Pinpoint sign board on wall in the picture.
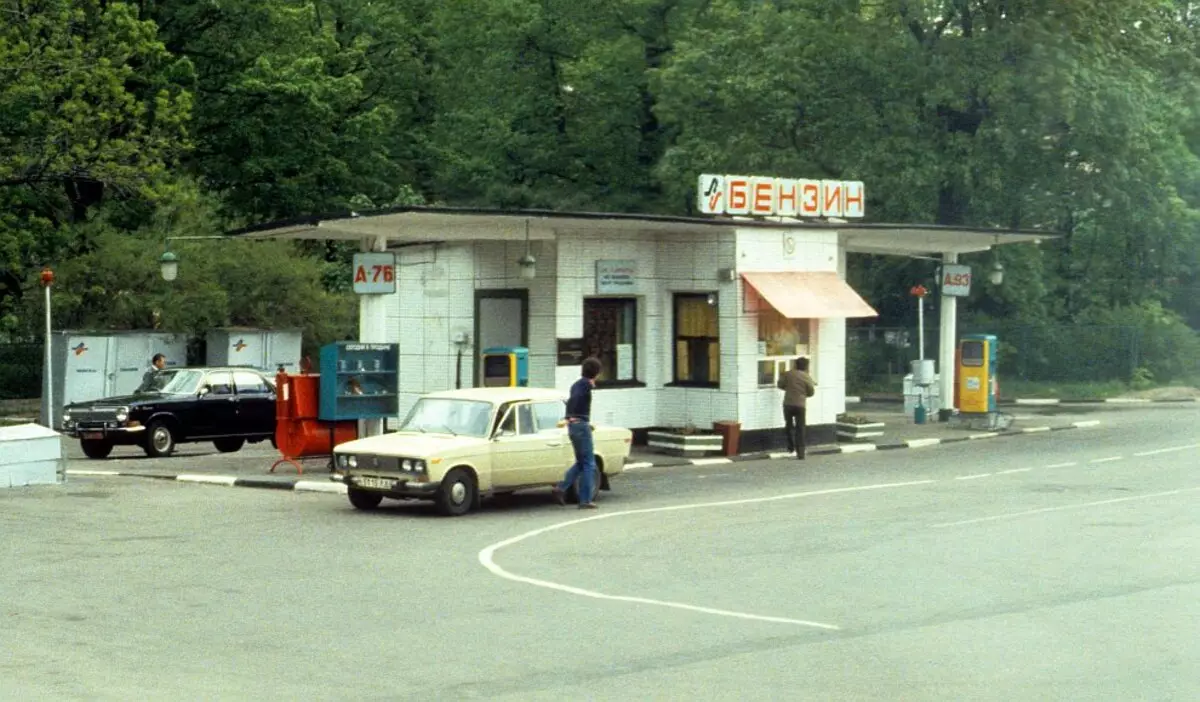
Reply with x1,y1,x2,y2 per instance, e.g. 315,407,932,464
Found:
941,264,973,297
616,344,634,381
352,253,396,295
698,174,865,219
556,338,584,366
596,260,637,294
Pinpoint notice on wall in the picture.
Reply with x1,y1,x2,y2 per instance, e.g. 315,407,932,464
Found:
596,260,637,294
556,338,584,366
616,343,634,381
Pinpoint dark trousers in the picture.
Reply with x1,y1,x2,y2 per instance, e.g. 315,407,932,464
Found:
783,404,807,457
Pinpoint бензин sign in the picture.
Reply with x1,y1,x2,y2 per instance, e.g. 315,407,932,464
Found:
596,259,637,294
352,253,396,295
698,175,865,219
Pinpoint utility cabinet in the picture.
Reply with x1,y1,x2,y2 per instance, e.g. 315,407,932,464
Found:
205,328,302,372
318,342,399,421
40,330,187,428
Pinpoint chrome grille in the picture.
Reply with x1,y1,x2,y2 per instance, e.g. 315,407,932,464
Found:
360,455,399,472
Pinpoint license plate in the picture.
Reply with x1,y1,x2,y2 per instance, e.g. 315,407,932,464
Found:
83,432,105,440
354,476,395,490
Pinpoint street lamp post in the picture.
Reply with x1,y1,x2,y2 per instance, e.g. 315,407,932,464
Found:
159,236,228,281
39,266,55,429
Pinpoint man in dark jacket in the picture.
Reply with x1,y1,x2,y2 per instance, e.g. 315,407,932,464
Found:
777,356,817,459
552,357,603,509
140,353,167,391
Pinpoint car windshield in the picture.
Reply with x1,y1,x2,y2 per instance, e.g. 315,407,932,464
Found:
140,369,205,394
399,398,494,437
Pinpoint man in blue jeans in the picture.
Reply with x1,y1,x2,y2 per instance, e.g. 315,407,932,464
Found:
552,357,603,510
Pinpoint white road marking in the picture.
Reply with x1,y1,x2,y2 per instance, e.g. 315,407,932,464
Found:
1072,420,1101,429
768,451,795,460
294,481,348,494
955,473,993,481
66,469,121,476
1046,462,1077,469
1134,444,1200,457
1022,426,1052,433
690,458,733,466
996,468,1033,475
1089,456,1122,464
623,462,654,471
906,438,941,448
932,486,1200,528
175,474,237,486
479,479,935,630
839,444,877,453
968,432,998,440
1104,398,1151,404
1016,398,1060,405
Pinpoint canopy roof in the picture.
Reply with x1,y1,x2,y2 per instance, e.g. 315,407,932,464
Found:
229,205,1054,256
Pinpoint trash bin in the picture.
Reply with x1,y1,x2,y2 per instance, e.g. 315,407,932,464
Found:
712,420,742,457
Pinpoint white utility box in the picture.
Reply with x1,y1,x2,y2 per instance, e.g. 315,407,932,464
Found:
0,423,64,487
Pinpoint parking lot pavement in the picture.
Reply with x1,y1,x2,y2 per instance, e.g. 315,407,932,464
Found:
4,404,1197,700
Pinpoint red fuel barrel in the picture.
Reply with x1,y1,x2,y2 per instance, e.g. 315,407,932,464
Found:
274,373,357,458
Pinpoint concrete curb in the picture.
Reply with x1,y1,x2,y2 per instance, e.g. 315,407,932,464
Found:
65,419,1105,489
64,469,349,494
622,419,1103,470
850,396,1199,406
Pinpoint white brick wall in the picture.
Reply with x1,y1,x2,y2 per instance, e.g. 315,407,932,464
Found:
375,224,853,434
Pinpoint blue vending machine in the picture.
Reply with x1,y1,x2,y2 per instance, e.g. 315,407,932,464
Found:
481,346,529,387
318,342,400,421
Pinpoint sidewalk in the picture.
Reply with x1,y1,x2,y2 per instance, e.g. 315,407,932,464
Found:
625,403,1105,469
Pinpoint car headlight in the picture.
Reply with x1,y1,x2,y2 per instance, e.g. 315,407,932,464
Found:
347,455,358,468
402,459,413,471
62,410,72,422
336,454,347,468
115,407,129,423
414,459,426,472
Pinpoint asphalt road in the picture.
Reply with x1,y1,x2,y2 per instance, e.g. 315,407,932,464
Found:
3,405,1197,701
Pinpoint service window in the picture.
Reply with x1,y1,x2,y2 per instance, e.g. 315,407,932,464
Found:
583,298,639,385
756,309,814,388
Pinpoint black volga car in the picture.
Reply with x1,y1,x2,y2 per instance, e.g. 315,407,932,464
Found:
62,366,277,459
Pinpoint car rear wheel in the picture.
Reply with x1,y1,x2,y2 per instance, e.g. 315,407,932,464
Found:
213,438,245,453
80,439,114,460
347,488,383,510
143,421,176,458
435,468,477,517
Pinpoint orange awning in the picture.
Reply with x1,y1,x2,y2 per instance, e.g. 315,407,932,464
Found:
741,271,878,319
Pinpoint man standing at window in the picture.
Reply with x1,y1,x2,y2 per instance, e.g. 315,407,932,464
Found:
778,357,816,459
552,357,603,509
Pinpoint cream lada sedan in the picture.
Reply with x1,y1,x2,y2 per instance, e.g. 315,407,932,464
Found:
331,387,633,516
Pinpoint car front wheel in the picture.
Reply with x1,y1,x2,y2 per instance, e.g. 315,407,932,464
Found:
144,421,176,458
435,468,477,517
80,439,114,459
347,488,383,510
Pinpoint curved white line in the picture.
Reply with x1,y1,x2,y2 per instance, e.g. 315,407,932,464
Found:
478,479,936,630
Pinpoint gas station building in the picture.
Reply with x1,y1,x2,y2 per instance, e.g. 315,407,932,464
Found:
237,200,1045,451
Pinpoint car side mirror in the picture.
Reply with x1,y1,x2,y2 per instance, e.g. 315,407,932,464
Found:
493,429,516,440
198,386,210,397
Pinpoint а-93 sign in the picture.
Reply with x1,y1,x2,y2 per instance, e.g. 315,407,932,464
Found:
941,264,972,297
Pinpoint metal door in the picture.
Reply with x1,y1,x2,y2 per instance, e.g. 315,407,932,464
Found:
475,291,527,387
61,335,113,405
112,335,150,396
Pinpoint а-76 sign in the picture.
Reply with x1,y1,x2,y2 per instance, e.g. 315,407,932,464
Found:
352,253,396,295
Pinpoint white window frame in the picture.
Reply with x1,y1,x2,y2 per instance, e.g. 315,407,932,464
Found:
756,317,817,389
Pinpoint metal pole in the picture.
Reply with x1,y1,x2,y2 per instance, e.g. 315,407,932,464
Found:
918,296,925,361
44,284,53,429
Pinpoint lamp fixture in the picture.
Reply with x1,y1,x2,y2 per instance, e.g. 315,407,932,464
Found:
518,219,536,279
159,251,179,282
706,292,718,306
988,234,1004,285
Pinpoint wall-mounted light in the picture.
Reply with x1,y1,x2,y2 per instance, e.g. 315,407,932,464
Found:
518,219,536,279
989,259,1004,285
717,268,736,282
706,292,718,306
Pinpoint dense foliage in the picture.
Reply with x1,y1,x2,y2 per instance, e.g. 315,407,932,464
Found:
2,0,1198,379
